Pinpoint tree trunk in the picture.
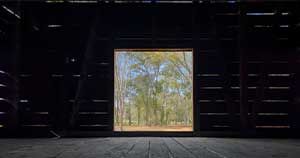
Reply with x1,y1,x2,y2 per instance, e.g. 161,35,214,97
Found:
137,105,141,126
128,106,132,126
120,96,124,131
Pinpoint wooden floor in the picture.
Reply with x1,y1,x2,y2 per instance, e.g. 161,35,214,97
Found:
0,137,300,158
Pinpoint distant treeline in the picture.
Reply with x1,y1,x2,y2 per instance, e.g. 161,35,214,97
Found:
115,51,193,130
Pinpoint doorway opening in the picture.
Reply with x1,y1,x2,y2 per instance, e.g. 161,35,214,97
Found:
114,49,193,132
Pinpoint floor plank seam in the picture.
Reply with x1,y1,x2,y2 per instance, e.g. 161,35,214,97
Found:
74,138,111,158
122,138,140,158
51,148,67,158
171,138,198,158
202,147,229,158
105,140,131,156
193,139,229,158
162,138,175,158
147,139,150,158
121,142,136,158
2,138,300,158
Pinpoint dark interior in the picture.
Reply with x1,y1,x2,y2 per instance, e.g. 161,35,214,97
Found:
0,0,299,137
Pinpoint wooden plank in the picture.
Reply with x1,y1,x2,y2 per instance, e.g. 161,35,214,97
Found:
102,138,137,158
230,89,291,100
69,14,99,128
56,138,112,158
86,63,112,75
77,113,109,125
107,18,115,132
196,76,224,87
0,139,55,157
18,101,52,112
162,137,197,158
257,102,290,113
57,138,132,158
230,138,300,157
77,125,109,131
0,100,14,112
288,12,300,130
224,73,238,130
192,137,300,158
123,137,149,158
230,63,290,74
214,2,239,14
197,92,225,100
77,100,109,112
263,89,290,100
194,137,259,157
155,6,193,38
239,3,250,131
255,115,290,126
267,76,292,87
199,102,228,113
149,137,170,158
251,55,269,128
173,138,221,158
0,73,15,86
79,80,111,100
1,139,89,158
19,113,51,125
103,5,151,35
199,115,235,130
1,138,300,158
0,113,6,122
193,4,200,133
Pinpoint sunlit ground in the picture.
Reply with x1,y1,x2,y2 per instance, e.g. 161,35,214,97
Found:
115,125,193,132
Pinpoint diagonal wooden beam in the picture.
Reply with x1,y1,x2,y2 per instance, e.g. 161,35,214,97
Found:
69,13,99,129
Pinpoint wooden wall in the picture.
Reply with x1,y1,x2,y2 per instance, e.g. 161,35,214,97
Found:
0,0,299,136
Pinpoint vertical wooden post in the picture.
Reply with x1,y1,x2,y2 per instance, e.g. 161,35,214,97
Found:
238,3,249,133
293,56,300,131
289,2,300,134
6,1,22,131
239,47,249,132
108,5,115,132
224,65,236,130
289,50,300,134
294,2,300,133
192,1,200,133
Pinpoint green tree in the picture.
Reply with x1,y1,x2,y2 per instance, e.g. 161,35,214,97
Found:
115,51,193,130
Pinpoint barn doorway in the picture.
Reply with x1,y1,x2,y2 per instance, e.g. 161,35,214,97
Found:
114,49,193,132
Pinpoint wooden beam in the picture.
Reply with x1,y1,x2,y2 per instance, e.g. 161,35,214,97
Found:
69,14,99,129
192,2,200,133
289,3,300,132
5,0,22,131
289,51,300,132
238,3,249,132
251,53,270,129
108,7,115,131
285,26,297,133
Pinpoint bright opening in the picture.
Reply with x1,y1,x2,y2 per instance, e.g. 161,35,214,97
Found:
114,49,193,131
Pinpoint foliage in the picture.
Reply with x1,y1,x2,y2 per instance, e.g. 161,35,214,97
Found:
114,51,193,130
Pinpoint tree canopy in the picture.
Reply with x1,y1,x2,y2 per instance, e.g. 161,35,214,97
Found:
114,50,193,131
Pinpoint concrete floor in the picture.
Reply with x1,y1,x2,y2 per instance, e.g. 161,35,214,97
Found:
0,137,299,158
